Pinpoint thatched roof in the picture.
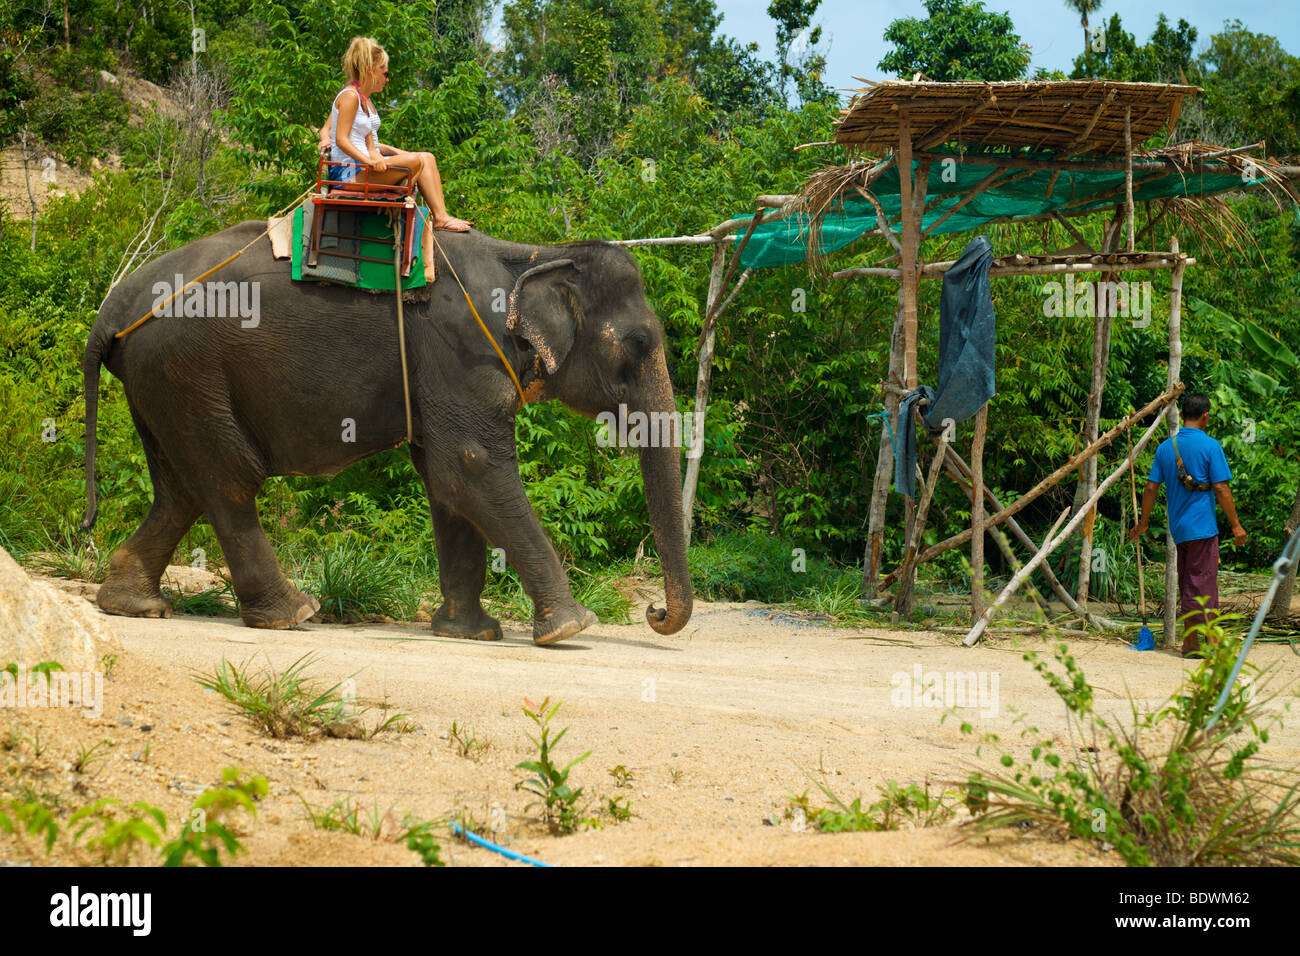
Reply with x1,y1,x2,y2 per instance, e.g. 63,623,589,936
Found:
835,80,1200,156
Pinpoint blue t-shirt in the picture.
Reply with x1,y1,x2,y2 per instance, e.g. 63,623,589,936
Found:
1148,427,1231,544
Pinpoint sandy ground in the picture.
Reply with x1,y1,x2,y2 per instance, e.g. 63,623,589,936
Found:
3,584,1298,867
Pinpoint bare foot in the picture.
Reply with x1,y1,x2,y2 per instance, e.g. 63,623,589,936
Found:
432,215,471,232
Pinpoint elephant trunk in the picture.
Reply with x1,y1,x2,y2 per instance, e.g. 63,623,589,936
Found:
637,351,693,635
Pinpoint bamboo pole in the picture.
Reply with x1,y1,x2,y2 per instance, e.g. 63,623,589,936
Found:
831,254,1194,281
964,509,1071,646
898,113,918,390
942,446,1126,625
681,241,727,545
862,291,908,597
1164,238,1186,644
879,383,1184,587
964,405,1169,645
1075,219,1119,610
919,167,1011,239
1124,108,1136,252
895,427,951,617
971,404,988,621
941,454,1049,609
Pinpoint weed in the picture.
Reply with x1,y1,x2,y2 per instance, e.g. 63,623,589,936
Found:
668,766,684,785
571,568,632,624
195,654,352,739
27,729,48,759
0,799,60,852
786,778,957,832
71,739,114,774
963,611,1300,866
69,799,166,864
794,573,878,623
515,696,591,835
161,767,267,866
604,795,632,823
402,816,445,867
311,535,410,620
448,721,489,760
99,654,118,680
165,582,239,616
608,764,634,788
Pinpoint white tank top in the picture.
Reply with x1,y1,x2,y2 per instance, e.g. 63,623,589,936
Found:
329,86,381,166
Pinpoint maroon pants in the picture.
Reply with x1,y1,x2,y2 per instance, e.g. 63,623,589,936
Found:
1176,535,1219,653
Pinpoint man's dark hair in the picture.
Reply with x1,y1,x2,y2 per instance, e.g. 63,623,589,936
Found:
1182,392,1211,421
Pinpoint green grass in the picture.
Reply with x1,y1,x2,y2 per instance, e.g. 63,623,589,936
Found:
194,654,352,739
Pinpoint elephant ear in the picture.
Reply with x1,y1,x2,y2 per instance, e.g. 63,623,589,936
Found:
506,259,581,375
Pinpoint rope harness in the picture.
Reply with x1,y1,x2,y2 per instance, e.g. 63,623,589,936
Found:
112,195,528,449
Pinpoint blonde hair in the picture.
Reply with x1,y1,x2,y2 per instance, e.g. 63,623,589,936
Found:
342,36,387,85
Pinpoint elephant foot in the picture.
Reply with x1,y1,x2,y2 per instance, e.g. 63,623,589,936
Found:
97,578,173,619
241,584,320,629
430,603,503,642
533,605,598,646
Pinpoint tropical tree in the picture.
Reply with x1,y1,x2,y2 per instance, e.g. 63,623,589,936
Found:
1063,0,1105,56
878,0,1030,82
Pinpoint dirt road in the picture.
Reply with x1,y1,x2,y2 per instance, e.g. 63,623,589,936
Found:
5,593,1298,866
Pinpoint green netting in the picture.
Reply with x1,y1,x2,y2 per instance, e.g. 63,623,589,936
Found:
738,150,1266,269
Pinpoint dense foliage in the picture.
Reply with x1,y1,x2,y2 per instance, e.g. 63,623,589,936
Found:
1,0,1297,604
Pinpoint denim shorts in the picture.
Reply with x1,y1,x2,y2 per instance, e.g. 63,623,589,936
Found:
326,161,358,185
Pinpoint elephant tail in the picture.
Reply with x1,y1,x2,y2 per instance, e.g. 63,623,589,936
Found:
80,323,112,532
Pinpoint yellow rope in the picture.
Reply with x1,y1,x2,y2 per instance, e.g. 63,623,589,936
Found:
115,187,315,340
427,229,528,408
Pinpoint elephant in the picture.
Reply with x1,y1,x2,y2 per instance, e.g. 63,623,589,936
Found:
80,221,693,645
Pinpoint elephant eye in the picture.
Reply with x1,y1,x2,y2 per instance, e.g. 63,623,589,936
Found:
622,327,650,361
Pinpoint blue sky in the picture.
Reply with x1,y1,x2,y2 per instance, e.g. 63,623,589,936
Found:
711,0,1300,96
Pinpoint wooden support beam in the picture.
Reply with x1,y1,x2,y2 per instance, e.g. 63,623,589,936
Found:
916,151,1264,176
1164,238,1186,644
894,427,951,617
1124,108,1136,252
942,445,1123,627
963,509,1071,646
855,186,902,254
964,405,1169,645
898,112,919,389
878,383,1184,587
861,291,908,597
832,253,1194,281
920,166,1011,239
681,241,727,545
970,404,988,621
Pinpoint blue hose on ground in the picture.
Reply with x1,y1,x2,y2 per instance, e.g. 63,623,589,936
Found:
1205,525,1300,731
448,821,552,867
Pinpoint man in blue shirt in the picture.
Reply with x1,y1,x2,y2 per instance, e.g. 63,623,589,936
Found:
1130,393,1247,656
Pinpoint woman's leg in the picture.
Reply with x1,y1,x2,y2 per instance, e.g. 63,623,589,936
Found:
415,150,470,231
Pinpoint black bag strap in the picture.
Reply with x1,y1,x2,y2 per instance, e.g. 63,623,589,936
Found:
1171,432,1213,492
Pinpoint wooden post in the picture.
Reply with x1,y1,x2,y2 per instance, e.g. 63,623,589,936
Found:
1075,217,1120,608
898,113,918,390
1164,237,1185,644
1124,108,1136,253
964,405,1170,646
895,428,951,618
970,403,988,621
681,241,726,546
862,290,907,597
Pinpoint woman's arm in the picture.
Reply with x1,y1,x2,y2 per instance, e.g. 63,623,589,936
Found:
364,132,386,171
317,120,330,152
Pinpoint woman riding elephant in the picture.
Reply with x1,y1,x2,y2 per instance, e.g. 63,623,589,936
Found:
316,36,470,282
